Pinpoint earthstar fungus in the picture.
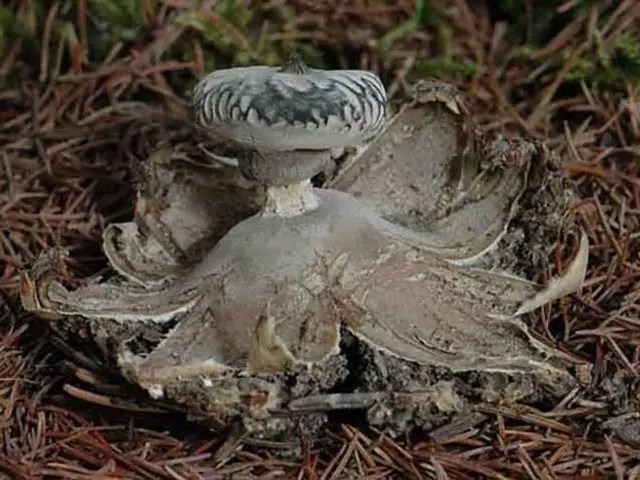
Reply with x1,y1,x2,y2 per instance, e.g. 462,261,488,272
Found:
20,56,590,437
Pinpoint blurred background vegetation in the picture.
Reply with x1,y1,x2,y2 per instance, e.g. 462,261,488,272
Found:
1,0,638,97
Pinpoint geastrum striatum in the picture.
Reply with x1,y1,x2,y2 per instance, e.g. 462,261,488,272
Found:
20,55,589,436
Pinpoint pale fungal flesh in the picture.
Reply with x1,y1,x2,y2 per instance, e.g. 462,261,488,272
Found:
20,71,590,437
102,146,263,285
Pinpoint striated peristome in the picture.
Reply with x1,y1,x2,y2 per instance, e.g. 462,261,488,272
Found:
191,57,388,151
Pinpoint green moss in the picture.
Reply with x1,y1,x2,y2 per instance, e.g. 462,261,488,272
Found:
411,57,477,78
565,33,640,89
616,33,640,69
378,0,446,55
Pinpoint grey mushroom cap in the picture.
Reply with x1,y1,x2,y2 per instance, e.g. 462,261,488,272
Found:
192,64,388,151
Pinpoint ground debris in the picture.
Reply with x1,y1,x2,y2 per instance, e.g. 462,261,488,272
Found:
1,0,640,478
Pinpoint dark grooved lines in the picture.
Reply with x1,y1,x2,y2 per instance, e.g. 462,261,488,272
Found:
193,67,387,137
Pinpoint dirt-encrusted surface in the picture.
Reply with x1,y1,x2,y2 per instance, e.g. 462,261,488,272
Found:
2,1,640,478
475,138,576,278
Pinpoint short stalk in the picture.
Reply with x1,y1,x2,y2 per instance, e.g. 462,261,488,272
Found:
261,180,318,217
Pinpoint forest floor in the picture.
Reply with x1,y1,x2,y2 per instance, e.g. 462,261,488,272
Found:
1,1,640,478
